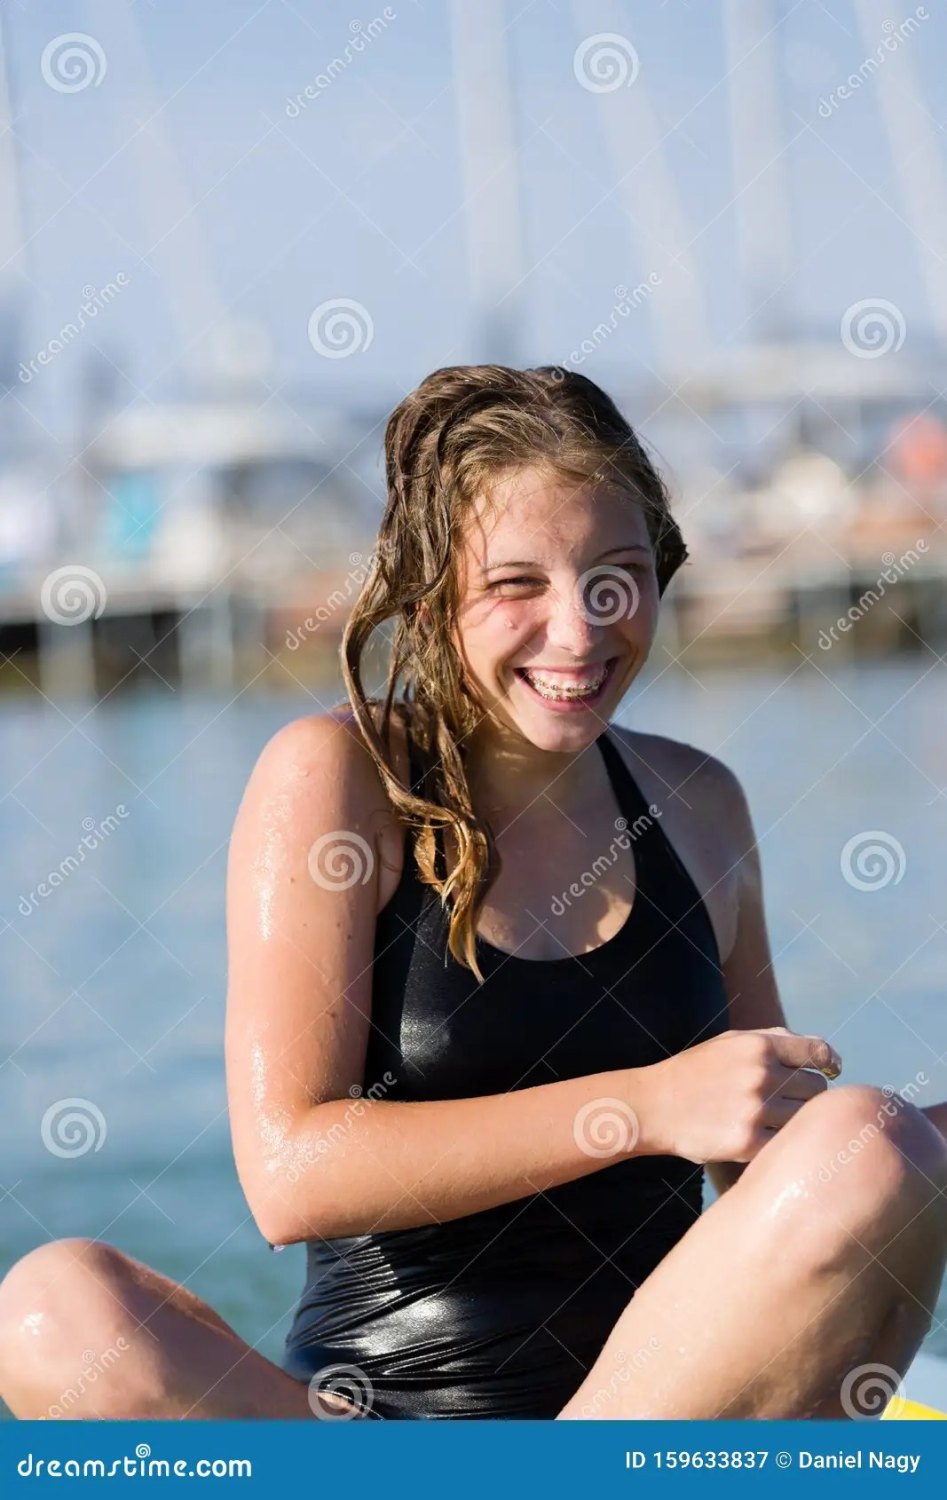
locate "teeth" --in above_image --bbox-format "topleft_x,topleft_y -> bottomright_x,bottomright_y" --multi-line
522,665 -> 608,700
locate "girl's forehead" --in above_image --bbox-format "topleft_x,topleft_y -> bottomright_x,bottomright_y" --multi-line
461,469 -> 650,556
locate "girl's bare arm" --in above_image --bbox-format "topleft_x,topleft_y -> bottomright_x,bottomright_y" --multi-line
224,714 -> 672,1246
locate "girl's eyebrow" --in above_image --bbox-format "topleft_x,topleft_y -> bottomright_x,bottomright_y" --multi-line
481,543 -> 651,574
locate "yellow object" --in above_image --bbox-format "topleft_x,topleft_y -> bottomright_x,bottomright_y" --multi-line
882,1395 -> 947,1420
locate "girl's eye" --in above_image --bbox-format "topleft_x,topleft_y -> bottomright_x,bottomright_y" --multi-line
491,576 -> 540,591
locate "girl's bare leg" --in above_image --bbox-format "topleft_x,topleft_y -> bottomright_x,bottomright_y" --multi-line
0,1238 -> 352,1419
3,1085 -> 945,1422
558,1084 -> 947,1419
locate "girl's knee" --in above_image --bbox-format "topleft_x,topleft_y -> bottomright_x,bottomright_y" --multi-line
738,1085 -> 947,1264
0,1238 -> 137,1358
796,1084 -> 947,1197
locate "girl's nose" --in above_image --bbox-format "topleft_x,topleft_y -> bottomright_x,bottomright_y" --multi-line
545,584 -> 601,654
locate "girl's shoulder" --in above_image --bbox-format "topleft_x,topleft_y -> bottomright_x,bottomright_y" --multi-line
605,724 -> 751,826
605,725 -> 754,951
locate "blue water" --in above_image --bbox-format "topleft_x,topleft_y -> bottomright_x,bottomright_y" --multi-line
1,660 -> 946,1407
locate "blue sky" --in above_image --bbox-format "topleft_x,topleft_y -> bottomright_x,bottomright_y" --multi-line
3,0 -> 947,439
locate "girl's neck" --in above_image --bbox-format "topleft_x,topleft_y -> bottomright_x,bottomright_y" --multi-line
464,722 -> 602,824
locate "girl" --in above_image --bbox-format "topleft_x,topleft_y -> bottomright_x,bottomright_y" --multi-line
2,365 -> 946,1421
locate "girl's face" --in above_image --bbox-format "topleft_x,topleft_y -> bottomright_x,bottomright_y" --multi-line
452,464 -> 660,752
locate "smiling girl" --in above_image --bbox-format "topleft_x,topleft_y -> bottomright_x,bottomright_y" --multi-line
2,365 -> 946,1421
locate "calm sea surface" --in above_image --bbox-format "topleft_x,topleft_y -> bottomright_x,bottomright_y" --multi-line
2,659 -> 946,1412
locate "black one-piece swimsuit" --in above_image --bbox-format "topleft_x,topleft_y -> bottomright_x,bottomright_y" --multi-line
282,726 -> 729,1418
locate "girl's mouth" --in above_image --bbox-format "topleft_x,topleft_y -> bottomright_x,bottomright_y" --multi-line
512,657 -> 619,713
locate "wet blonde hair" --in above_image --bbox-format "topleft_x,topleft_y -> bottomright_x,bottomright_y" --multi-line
341,363 -> 687,981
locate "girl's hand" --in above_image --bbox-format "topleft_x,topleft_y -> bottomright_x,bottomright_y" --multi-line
643,1026 -> 842,1165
